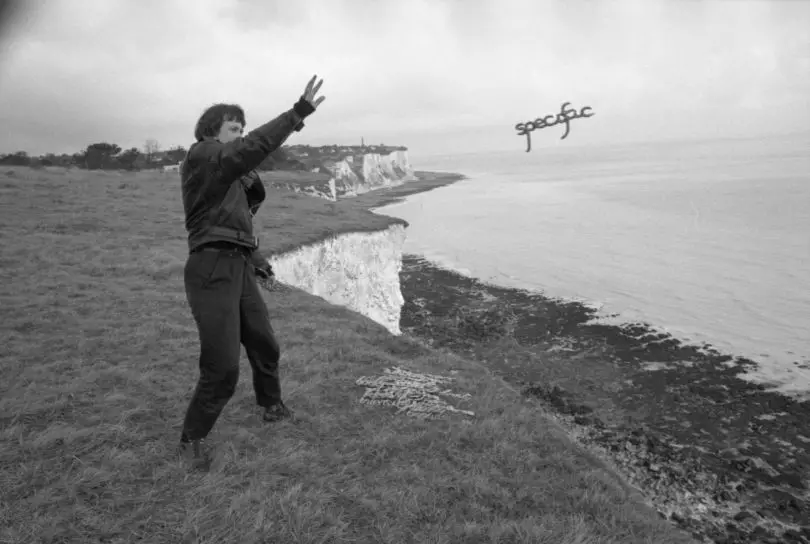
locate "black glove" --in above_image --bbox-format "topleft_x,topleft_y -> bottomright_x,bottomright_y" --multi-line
254,262 -> 275,290
255,262 -> 274,280
293,96 -> 316,119
250,250 -> 275,286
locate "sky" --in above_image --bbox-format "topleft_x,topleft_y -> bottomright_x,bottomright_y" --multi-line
0,0 -> 808,159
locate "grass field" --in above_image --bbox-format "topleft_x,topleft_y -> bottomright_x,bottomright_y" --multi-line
0,166 -> 694,543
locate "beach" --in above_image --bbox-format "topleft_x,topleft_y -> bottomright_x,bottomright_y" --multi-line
376,139 -> 810,542
392,251 -> 809,542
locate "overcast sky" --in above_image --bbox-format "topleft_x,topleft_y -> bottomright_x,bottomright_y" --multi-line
0,0 -> 808,158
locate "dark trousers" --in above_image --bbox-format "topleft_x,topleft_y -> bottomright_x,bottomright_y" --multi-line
181,245 -> 281,441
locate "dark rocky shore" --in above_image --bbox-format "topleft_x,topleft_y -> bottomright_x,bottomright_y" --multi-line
399,255 -> 810,544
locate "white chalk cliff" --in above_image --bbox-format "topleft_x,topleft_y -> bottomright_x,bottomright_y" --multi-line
266,224 -> 406,335
257,151 -> 417,334
332,150 -> 416,199
267,150 -> 416,201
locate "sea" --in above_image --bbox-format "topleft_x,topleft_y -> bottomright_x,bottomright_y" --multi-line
377,132 -> 810,400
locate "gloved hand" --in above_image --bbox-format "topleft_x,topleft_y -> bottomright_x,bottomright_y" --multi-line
250,250 -> 276,290
255,262 -> 274,279
295,75 -> 325,117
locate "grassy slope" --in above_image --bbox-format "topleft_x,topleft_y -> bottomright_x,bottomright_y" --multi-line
0,167 -> 693,543
258,170 -> 332,184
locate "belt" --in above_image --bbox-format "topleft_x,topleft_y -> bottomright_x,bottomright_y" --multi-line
206,226 -> 258,249
191,242 -> 253,257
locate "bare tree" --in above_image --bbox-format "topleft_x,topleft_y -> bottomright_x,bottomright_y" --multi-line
144,138 -> 160,163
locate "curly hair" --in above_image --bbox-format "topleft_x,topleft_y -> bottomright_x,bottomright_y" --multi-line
194,103 -> 246,142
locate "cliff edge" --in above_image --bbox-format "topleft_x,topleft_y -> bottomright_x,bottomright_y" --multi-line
255,171 -> 463,336
268,225 -> 406,335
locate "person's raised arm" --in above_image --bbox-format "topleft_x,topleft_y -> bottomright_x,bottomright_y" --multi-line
190,75 -> 326,181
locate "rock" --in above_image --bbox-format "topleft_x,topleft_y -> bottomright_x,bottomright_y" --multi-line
573,414 -> 591,425
777,471 -> 807,490
783,528 -> 810,543
717,447 -> 742,460
732,510 -> 755,522
750,525 -> 774,540
570,403 -> 594,415
714,488 -> 739,502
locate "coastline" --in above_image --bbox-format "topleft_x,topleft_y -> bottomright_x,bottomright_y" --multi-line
339,169 -> 467,210
379,178 -> 810,544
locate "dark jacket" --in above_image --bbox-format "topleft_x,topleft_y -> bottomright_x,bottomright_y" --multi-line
180,108 -> 305,266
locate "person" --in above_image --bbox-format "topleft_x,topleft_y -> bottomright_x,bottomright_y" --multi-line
177,75 -> 326,470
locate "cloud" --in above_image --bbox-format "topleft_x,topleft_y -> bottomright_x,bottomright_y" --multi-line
0,0 -> 808,156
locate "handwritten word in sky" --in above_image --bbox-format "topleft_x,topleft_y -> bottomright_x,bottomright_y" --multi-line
515,102 -> 594,152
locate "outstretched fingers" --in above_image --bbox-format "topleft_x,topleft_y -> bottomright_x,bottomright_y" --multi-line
305,74 -> 317,94
305,75 -> 324,98
302,74 -> 326,109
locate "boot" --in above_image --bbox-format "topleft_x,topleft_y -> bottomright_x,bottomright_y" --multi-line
177,437 -> 212,471
262,400 -> 294,423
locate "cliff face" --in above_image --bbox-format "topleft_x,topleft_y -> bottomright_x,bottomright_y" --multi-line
254,152 -> 417,333
332,150 -> 416,199
266,150 -> 416,201
266,224 -> 406,335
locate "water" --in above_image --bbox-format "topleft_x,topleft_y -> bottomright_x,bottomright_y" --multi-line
380,133 -> 810,399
